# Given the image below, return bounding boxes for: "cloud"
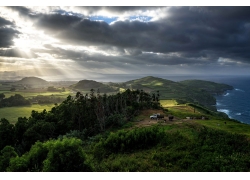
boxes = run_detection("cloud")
[0,16,19,48]
[0,16,13,26]
[0,48,37,58]
[1,6,250,78]
[0,28,19,48]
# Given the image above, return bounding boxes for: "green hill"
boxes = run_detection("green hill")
[15,77,48,86]
[123,76,232,110]
[179,79,234,95]
[69,76,233,111]
[70,79,118,93]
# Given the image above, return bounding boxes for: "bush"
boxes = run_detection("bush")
[93,126,166,160]
[8,137,92,172]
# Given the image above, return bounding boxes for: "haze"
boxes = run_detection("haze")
[0,5,250,81]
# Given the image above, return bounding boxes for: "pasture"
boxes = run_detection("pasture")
[0,104,56,124]
[0,89,73,99]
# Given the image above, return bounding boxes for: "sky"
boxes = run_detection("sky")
[0,3,250,81]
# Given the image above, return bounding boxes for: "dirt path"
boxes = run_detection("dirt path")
[131,109,188,128]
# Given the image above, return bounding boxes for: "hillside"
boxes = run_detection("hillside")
[14,77,48,86]
[70,79,118,93]
[123,76,232,110]
[179,80,234,95]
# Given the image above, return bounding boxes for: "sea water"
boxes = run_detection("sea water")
[212,76,250,124]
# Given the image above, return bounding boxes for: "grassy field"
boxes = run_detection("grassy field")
[0,104,56,124]
[194,119,250,137]
[160,99,179,107]
[159,101,250,138]
[0,90,73,99]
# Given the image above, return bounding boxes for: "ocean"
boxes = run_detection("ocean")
[99,74,250,124]
[212,76,250,124]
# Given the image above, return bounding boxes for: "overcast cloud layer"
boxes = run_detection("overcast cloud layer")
[0,6,250,80]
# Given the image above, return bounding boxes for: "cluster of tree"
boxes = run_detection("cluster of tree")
[0,94,30,108]
[0,89,161,171]
[47,86,64,92]
[30,95,64,104]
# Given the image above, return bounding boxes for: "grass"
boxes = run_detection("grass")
[0,90,72,99]
[90,120,250,172]
[160,99,178,107]
[0,104,56,124]
[194,119,250,137]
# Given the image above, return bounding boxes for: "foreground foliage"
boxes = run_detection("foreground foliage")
[2,124,250,172]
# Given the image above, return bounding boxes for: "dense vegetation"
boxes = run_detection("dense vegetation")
[1,124,250,172]
[0,88,162,171]
[0,93,63,107]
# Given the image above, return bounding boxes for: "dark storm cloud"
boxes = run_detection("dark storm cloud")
[0,28,19,48]
[10,6,250,66]
[0,17,13,26]
[0,16,19,48]
[36,14,82,31]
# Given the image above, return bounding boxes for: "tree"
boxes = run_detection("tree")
[0,93,5,101]
[0,146,18,171]
[10,87,16,91]
[0,118,15,150]
[42,138,92,172]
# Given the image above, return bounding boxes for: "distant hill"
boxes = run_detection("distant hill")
[15,77,48,85]
[70,80,118,93]
[122,76,233,110]
[70,76,233,110]
[179,80,234,95]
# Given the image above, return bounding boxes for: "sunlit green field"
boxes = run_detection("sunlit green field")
[0,90,73,99]
[0,104,56,124]
[160,99,178,107]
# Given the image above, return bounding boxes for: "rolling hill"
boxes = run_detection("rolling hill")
[60,76,233,111]
[123,76,233,110]
[70,79,118,93]
[14,77,49,86]
[179,79,234,95]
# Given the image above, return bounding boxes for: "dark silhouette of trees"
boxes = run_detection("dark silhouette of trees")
[0,94,30,107]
